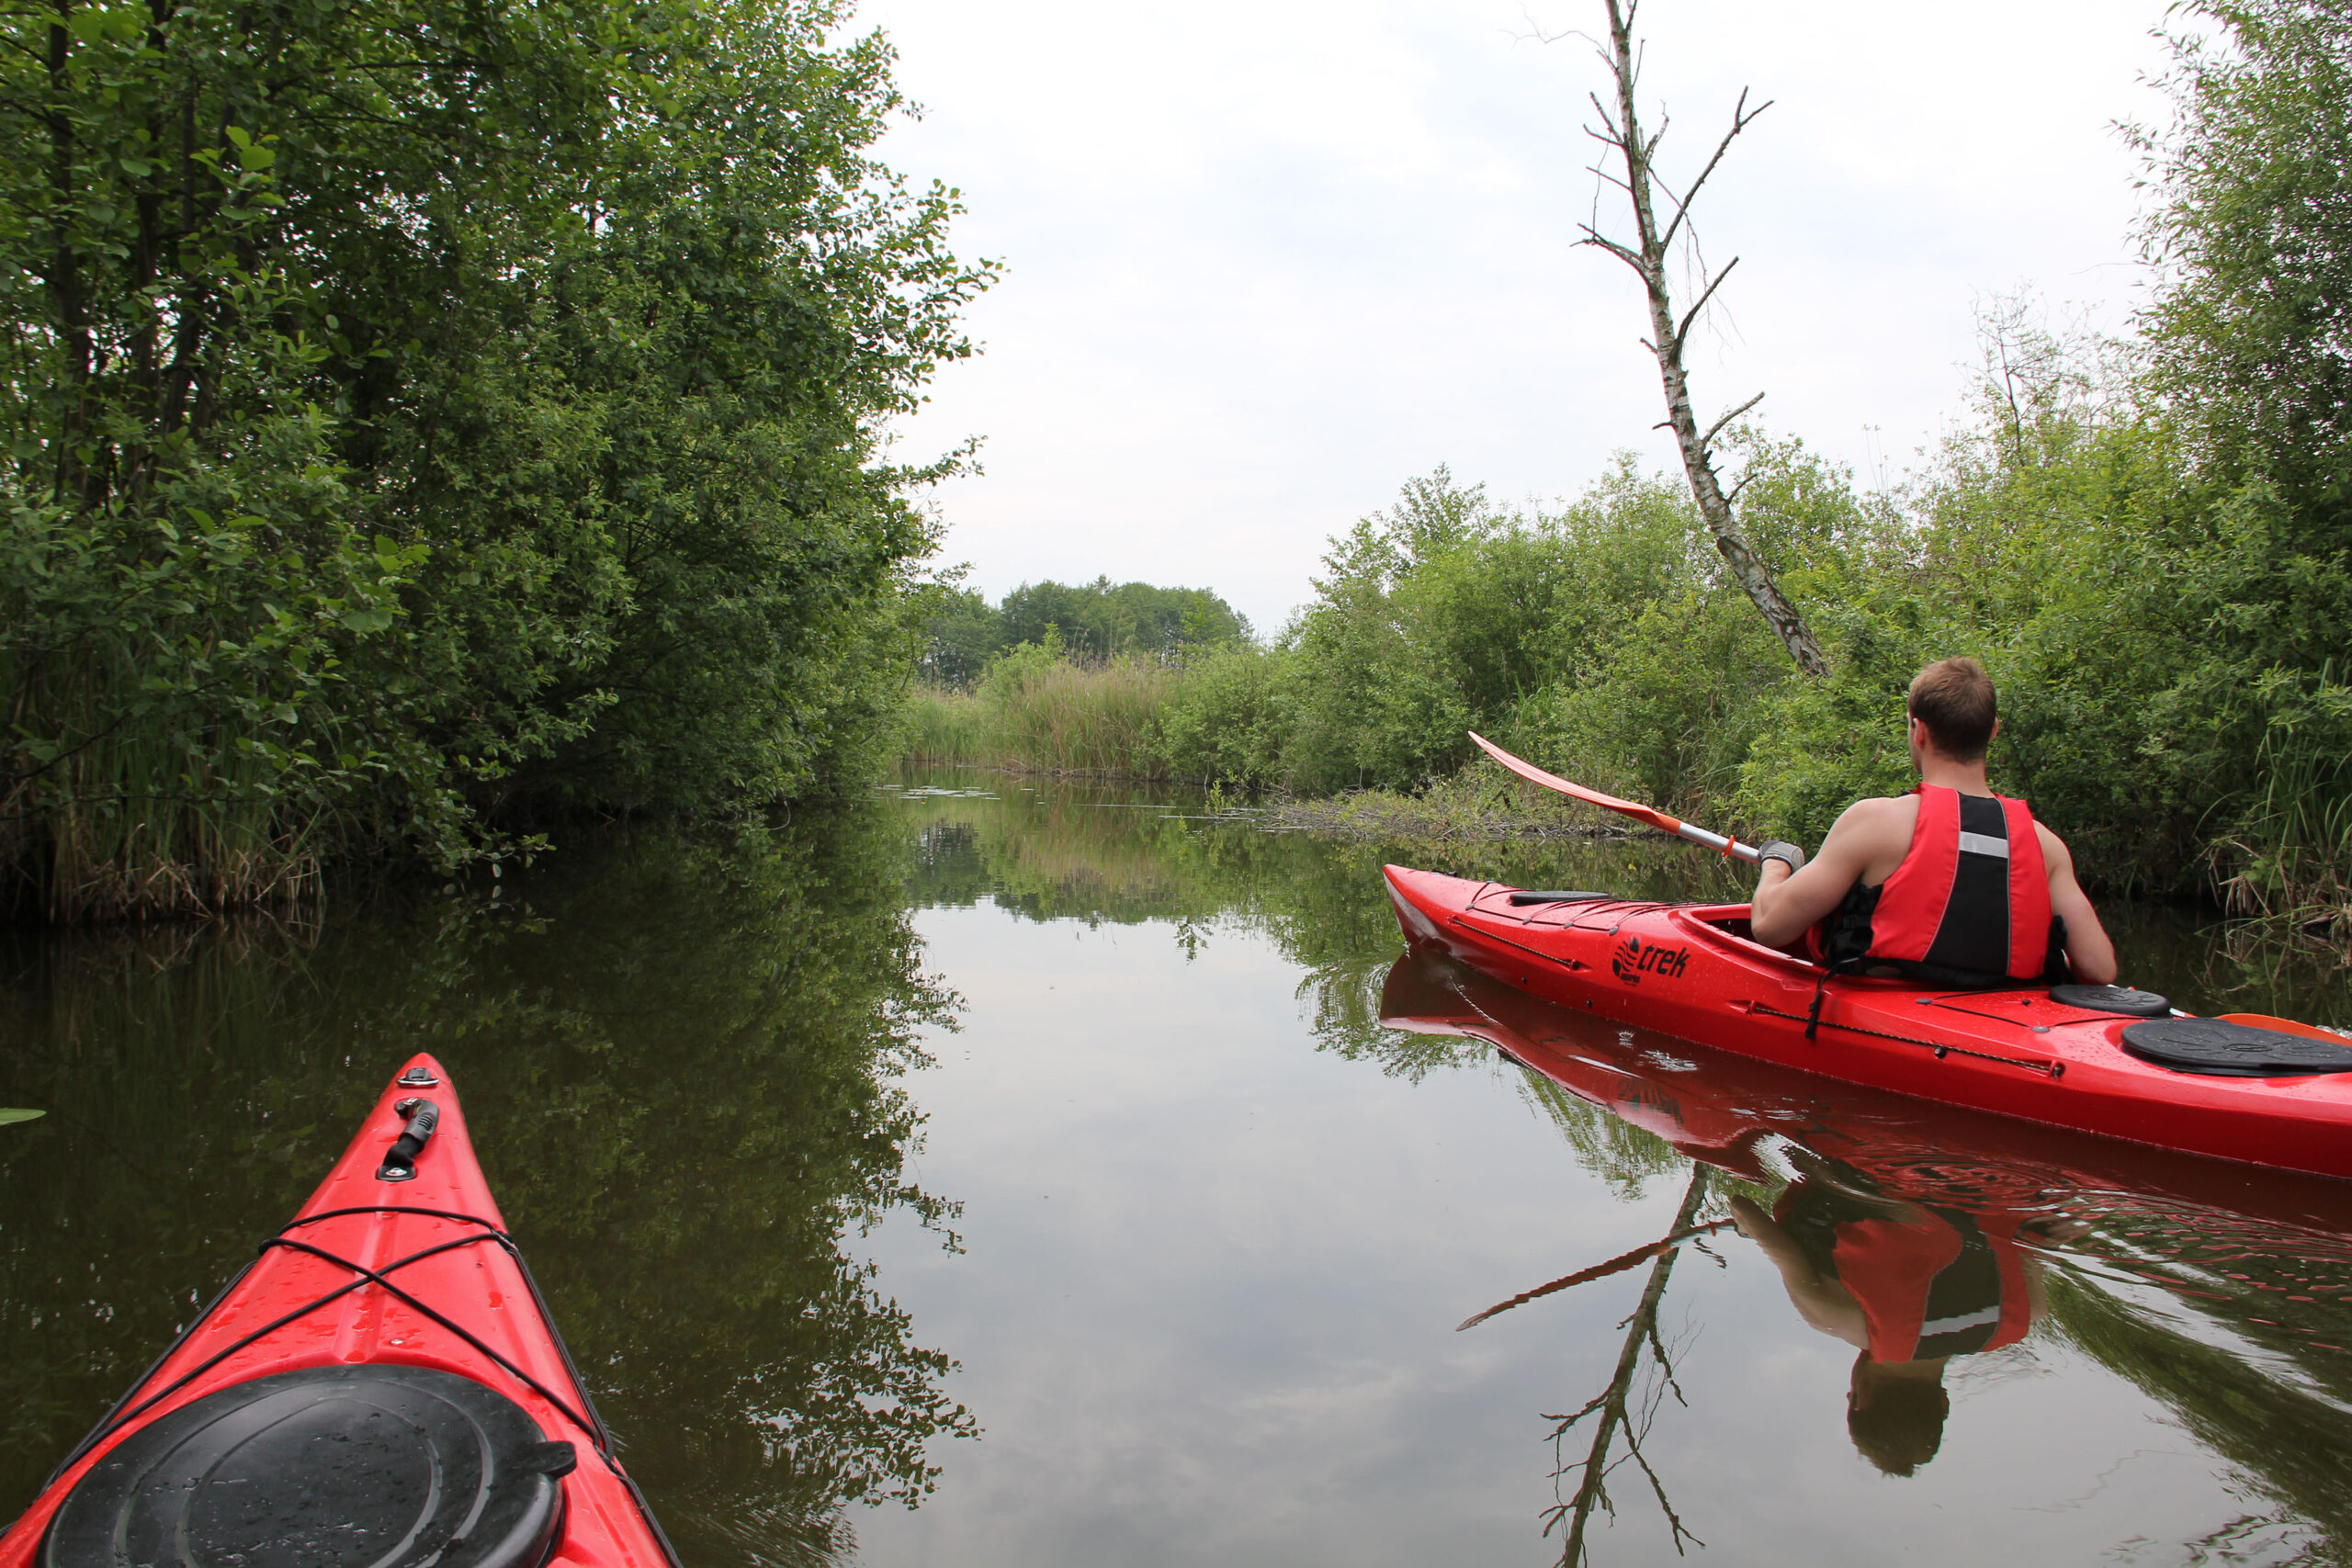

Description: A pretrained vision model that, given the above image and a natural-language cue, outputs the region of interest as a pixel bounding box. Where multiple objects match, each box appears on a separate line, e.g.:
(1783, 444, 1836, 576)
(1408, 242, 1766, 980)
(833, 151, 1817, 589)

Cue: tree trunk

(1580, 0, 1828, 678)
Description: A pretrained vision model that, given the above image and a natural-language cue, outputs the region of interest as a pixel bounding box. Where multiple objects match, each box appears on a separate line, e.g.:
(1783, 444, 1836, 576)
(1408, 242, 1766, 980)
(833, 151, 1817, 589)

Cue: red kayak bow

(1468, 732, 1763, 864)
(0, 1055, 678, 1568)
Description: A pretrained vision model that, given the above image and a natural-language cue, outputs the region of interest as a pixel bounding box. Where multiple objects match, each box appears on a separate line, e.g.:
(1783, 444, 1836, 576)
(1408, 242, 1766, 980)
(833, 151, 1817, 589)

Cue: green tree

(2140, 0, 2352, 540)
(920, 587, 1004, 688)
(0, 0, 989, 917)
(996, 575, 1250, 659)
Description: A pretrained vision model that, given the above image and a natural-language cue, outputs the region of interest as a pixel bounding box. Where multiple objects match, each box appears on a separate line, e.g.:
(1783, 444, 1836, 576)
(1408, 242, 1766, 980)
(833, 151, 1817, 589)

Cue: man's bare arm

(1728, 1196, 1869, 1348)
(1749, 798, 1907, 948)
(2040, 825, 2118, 985)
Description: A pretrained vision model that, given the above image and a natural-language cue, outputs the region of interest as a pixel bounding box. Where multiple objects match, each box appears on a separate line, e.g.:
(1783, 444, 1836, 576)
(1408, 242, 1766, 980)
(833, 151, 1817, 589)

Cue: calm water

(5, 769, 2352, 1566)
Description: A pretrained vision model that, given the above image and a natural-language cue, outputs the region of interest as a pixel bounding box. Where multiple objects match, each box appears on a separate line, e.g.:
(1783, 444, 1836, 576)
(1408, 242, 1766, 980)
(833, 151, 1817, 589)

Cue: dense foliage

(0, 0, 989, 919)
(920, 575, 1249, 684)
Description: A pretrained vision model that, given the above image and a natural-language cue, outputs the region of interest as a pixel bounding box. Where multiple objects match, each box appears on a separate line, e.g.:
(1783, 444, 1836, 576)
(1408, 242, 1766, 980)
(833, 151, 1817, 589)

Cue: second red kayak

(0, 1055, 676, 1568)
(1385, 864, 2352, 1180)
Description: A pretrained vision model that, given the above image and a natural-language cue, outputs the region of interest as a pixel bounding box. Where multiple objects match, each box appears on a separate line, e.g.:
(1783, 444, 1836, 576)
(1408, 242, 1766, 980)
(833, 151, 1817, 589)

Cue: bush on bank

(1, 0, 989, 920)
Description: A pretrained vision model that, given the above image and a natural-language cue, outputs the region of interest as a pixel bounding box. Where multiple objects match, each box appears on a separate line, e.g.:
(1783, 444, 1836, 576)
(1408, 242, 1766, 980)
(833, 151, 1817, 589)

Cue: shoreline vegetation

(4, 0, 2347, 971)
(905, 375, 2352, 963)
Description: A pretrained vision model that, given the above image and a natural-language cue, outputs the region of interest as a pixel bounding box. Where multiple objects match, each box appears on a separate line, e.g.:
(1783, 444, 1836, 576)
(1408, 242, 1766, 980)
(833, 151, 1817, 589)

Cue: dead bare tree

(1563, 0, 1829, 677)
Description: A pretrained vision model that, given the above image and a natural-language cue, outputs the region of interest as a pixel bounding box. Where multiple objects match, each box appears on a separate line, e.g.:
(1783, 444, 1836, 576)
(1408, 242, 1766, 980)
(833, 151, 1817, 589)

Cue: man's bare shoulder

(1813, 793, 1917, 885)
(1826, 793, 1917, 841)
(1834, 794, 1916, 825)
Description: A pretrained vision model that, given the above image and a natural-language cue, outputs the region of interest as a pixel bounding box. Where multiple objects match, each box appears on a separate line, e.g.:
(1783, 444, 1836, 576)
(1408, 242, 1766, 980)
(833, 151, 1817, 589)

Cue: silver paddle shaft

(1673, 820, 1763, 864)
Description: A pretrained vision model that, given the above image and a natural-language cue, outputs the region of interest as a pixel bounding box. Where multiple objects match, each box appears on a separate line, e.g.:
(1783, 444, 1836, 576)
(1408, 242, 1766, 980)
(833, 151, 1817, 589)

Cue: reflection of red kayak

(1383, 865, 2352, 1182)
(0, 1055, 676, 1568)
(1378, 947, 2352, 1236)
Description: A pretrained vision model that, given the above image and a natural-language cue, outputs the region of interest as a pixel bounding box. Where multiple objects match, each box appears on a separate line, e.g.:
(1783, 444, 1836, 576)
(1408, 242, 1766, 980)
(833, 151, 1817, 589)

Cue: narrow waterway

(4, 770, 2350, 1565)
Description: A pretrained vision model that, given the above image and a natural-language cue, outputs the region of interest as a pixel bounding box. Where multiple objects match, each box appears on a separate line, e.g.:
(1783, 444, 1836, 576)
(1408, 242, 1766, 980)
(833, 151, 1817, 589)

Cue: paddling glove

(1758, 840, 1806, 874)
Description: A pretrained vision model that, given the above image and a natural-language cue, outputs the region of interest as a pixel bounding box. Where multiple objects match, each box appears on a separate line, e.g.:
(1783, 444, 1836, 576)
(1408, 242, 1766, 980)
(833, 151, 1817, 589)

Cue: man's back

(1746, 655, 2116, 985)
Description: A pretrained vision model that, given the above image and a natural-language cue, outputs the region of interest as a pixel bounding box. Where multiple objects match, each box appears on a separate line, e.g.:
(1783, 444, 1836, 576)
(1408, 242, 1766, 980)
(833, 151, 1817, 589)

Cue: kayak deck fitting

(1384, 865, 2352, 1181)
(0, 1055, 679, 1568)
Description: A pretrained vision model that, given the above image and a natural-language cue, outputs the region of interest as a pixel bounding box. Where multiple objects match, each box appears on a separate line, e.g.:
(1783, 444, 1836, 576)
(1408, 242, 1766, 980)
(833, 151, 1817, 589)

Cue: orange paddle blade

(1467, 732, 1686, 835)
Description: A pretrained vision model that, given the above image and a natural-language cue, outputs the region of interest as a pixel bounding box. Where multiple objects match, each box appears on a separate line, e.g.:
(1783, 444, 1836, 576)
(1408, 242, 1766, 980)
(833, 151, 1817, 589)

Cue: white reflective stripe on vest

(1919, 1303, 2003, 1337)
(1956, 830, 2010, 859)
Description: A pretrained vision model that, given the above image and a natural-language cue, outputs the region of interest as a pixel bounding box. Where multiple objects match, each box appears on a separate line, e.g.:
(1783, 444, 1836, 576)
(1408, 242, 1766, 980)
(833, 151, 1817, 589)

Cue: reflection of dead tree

(1542, 1167, 1709, 1565)
(1458, 1214, 1736, 1332)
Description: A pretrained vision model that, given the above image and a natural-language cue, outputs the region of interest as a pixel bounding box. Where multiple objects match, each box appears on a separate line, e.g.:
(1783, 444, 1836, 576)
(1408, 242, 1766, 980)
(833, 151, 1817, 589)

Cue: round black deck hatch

(2051, 984, 2171, 1017)
(2120, 1017, 2352, 1077)
(42, 1364, 574, 1568)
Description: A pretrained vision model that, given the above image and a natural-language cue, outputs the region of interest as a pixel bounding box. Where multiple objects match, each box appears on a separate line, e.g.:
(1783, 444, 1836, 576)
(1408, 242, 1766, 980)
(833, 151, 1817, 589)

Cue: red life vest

(1832, 1204, 2034, 1361)
(1823, 785, 2058, 986)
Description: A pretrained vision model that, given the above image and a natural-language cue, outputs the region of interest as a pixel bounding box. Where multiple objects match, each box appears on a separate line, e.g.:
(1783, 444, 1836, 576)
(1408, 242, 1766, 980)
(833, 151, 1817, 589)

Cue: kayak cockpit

(1667, 904, 1826, 975)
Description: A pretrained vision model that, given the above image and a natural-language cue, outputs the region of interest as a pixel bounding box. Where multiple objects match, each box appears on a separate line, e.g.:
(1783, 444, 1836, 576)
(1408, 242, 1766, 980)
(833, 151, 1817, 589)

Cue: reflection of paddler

(1729, 1154, 2053, 1477)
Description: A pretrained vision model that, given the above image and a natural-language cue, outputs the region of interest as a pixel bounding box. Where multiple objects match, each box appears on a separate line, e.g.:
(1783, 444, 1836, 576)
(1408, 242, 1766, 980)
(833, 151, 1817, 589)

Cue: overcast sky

(858, 0, 2178, 635)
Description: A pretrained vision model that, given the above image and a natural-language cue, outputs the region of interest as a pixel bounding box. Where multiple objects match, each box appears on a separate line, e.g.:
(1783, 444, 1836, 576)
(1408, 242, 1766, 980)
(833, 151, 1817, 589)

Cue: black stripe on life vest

(1924, 794, 2012, 979)
(1912, 1207, 2006, 1359)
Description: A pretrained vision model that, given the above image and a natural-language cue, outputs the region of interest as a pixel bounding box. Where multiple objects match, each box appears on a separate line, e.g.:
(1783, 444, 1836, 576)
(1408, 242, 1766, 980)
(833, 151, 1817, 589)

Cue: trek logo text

(1611, 936, 1689, 986)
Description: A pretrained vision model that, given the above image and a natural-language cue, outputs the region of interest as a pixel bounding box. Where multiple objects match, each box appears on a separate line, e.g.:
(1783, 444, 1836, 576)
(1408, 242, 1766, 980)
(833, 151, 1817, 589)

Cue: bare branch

(1628, 1438, 1703, 1555)
(1577, 227, 1650, 278)
(1658, 88, 1773, 254)
(1699, 391, 1765, 456)
(1585, 92, 1626, 143)
(1582, 160, 1634, 199)
(1671, 255, 1741, 356)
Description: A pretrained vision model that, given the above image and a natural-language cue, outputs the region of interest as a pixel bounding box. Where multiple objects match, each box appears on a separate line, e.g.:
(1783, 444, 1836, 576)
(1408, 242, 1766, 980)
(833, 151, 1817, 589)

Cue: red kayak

(1385, 865, 2352, 1181)
(0, 1055, 677, 1568)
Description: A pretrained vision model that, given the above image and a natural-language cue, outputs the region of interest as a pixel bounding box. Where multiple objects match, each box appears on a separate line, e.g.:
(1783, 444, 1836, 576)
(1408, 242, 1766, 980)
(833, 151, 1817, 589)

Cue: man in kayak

(1746, 657, 2118, 986)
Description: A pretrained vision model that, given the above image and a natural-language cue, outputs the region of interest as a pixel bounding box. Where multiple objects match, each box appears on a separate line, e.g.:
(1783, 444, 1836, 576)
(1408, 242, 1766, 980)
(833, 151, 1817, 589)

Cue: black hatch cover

(2121, 1016, 2352, 1077)
(2050, 984, 2171, 1017)
(43, 1364, 575, 1568)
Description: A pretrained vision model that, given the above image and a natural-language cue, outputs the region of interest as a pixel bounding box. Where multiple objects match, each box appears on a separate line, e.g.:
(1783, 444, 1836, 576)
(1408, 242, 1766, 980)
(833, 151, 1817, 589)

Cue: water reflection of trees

(2041, 1211, 2352, 1560)
(0, 804, 971, 1567)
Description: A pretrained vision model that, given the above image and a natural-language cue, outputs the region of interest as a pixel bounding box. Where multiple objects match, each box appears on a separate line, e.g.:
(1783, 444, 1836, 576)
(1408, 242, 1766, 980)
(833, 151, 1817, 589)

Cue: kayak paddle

(1467, 732, 1763, 865)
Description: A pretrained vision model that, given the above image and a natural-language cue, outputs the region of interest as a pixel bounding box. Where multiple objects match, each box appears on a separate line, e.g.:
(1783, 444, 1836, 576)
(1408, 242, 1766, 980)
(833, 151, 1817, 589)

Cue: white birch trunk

(1586, 0, 1829, 678)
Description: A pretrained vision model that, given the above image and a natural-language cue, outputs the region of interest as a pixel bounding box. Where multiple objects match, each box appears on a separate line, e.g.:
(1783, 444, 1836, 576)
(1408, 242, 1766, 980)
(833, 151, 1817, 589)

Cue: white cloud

(862, 0, 2176, 633)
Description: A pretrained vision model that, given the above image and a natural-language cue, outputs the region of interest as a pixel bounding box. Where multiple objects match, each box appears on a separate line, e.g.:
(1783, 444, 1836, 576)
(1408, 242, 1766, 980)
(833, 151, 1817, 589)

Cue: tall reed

(979, 650, 1170, 775)
(2210, 664, 2352, 959)
(902, 644, 1180, 776)
(903, 686, 989, 765)
(7, 639, 322, 923)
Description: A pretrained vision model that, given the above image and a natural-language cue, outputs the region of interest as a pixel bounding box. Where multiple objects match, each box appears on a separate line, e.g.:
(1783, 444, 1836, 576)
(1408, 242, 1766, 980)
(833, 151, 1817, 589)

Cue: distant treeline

(1, 0, 989, 920)
(921, 578, 1251, 685)
(912, 0, 2352, 951)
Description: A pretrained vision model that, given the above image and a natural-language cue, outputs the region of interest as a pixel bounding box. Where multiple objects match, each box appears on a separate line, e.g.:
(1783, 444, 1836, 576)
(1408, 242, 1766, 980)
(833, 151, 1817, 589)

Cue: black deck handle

(378, 1097, 440, 1181)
